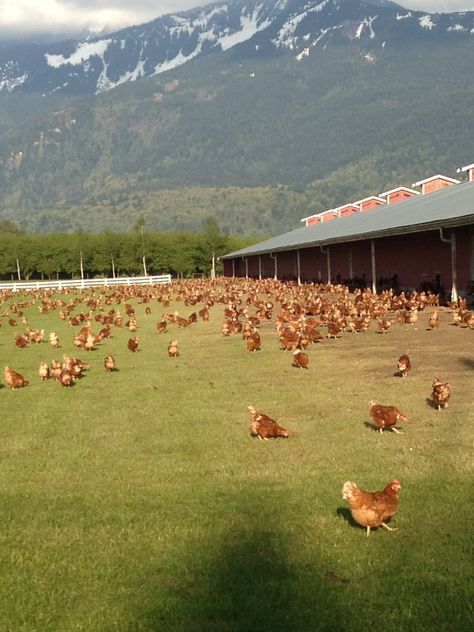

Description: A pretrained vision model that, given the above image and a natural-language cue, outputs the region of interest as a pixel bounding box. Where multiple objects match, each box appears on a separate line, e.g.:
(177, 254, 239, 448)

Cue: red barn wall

(261, 253, 275, 278)
(223, 225, 474, 292)
(299, 247, 328, 282)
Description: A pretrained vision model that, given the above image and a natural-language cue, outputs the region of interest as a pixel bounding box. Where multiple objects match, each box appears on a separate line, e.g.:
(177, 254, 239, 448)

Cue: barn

(221, 168, 474, 301)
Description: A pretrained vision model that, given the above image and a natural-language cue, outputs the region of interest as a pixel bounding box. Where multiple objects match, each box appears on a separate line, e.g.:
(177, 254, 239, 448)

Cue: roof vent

(353, 196, 386, 212)
(412, 174, 460, 195)
(380, 186, 420, 204)
(457, 163, 474, 182)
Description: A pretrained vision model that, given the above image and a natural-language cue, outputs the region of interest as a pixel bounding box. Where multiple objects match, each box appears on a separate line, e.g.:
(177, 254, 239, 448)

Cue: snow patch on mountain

(355, 17, 376, 39)
(419, 15, 435, 30)
(272, 1, 330, 49)
(45, 40, 111, 67)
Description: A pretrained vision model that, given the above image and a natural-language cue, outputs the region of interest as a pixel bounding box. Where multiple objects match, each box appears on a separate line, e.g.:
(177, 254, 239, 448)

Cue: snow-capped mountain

(1, 0, 474, 95)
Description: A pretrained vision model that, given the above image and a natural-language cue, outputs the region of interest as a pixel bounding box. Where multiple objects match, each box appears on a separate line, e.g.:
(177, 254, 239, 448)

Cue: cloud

(0, 1, 205, 35)
(399, 1, 474, 11)
(1, 0, 474, 38)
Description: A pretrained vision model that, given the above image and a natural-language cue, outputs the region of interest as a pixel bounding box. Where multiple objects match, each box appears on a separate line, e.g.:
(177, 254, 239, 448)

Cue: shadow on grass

(459, 356, 474, 369)
(128, 490, 348, 632)
(425, 397, 439, 410)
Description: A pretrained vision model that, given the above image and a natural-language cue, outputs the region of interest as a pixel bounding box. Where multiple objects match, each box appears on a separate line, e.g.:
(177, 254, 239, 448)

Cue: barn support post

(371, 239, 376, 294)
(258, 255, 262, 280)
(348, 247, 353, 279)
(452, 232, 458, 302)
(439, 228, 458, 302)
(270, 253, 278, 280)
(242, 257, 248, 279)
(232, 259, 235, 278)
(296, 250, 301, 285)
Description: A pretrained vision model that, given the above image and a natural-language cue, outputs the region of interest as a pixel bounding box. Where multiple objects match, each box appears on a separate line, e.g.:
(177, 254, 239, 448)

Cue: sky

(1, 0, 474, 38)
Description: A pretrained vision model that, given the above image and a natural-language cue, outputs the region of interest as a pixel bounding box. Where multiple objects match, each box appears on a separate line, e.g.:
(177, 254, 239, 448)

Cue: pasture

(0, 280, 473, 632)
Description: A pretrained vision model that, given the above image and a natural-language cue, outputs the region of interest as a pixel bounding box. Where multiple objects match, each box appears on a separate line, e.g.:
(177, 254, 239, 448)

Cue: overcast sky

(1, 1, 474, 38)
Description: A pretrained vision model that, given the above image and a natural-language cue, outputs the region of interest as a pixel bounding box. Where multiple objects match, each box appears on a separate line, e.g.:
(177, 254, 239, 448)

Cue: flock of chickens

(1, 278, 466, 536)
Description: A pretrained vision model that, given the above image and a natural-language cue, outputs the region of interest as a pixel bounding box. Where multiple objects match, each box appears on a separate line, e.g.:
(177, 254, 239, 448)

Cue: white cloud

(1, 1, 474, 38)
(399, 1, 474, 12)
(0, 1, 205, 35)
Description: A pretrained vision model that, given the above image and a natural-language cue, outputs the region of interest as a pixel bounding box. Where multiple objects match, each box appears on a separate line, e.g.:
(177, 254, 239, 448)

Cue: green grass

(0, 282, 473, 632)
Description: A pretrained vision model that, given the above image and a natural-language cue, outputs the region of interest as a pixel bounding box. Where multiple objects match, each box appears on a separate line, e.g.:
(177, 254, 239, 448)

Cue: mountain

(1, 0, 474, 96)
(1, 0, 474, 235)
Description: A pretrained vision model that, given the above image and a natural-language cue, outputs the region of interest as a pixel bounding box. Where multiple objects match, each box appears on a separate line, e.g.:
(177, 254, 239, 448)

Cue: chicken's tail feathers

(342, 480, 358, 500)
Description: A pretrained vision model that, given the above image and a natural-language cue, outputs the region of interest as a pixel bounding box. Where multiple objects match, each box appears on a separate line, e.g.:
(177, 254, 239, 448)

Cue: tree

(195, 217, 229, 275)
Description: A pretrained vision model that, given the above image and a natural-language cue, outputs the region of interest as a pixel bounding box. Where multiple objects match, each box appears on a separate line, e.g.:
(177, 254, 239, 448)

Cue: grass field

(0, 280, 473, 632)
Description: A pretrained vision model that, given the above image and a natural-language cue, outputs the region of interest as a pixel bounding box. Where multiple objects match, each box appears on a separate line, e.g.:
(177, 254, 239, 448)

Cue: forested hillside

(1, 38, 474, 235)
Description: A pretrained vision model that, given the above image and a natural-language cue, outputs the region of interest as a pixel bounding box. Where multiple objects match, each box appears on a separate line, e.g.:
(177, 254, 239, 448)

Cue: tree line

(0, 219, 256, 280)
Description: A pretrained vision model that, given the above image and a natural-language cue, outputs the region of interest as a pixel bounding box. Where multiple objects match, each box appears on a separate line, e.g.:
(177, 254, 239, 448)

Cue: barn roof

(222, 180, 474, 259)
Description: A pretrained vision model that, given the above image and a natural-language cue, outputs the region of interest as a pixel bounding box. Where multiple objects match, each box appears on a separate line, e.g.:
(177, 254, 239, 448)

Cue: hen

(4, 366, 29, 389)
(168, 340, 179, 357)
(248, 406, 289, 440)
(128, 336, 139, 352)
(369, 401, 407, 434)
(342, 479, 401, 536)
(104, 355, 117, 371)
(292, 349, 309, 369)
(397, 354, 411, 378)
(432, 377, 451, 410)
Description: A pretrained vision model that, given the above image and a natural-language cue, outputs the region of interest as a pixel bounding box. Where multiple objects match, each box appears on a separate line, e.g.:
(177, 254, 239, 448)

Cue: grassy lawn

(0, 280, 473, 632)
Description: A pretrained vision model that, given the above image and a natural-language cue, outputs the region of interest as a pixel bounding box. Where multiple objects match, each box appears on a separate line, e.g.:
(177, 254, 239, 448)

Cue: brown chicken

(168, 340, 179, 357)
(59, 369, 73, 387)
(432, 377, 451, 410)
(342, 479, 401, 536)
(428, 310, 439, 330)
(377, 319, 392, 334)
(248, 406, 289, 440)
(246, 332, 261, 352)
(397, 354, 411, 378)
(156, 316, 168, 334)
(292, 349, 309, 369)
(15, 333, 29, 348)
(104, 355, 117, 371)
(369, 401, 407, 434)
(4, 366, 29, 389)
(327, 323, 342, 339)
(128, 336, 139, 352)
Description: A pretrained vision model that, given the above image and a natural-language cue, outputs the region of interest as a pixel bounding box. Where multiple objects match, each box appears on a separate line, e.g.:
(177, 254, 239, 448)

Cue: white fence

(0, 274, 172, 293)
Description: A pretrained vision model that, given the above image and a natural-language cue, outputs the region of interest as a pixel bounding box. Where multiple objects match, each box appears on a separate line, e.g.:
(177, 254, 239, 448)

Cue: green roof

(222, 181, 474, 259)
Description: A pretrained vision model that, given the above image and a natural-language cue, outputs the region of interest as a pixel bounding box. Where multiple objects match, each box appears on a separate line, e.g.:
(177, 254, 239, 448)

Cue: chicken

(38, 362, 50, 381)
(50, 360, 63, 380)
(156, 316, 168, 334)
(432, 377, 451, 410)
(369, 401, 407, 434)
(59, 369, 73, 387)
(428, 309, 439, 330)
(49, 332, 60, 348)
(397, 354, 411, 378)
(248, 406, 289, 440)
(377, 319, 392, 334)
(15, 333, 29, 347)
(168, 340, 179, 357)
(4, 366, 29, 389)
(341, 479, 401, 536)
(327, 323, 342, 339)
(128, 336, 139, 352)
(292, 349, 309, 369)
(246, 330, 261, 352)
(104, 355, 116, 371)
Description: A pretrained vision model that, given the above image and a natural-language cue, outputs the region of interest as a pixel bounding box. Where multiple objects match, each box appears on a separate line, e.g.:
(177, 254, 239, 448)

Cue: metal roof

(222, 180, 474, 259)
